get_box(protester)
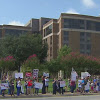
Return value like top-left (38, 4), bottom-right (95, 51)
top-left (58, 77), bottom-right (64, 95)
top-left (42, 76), bottom-right (46, 94)
top-left (27, 78), bottom-right (32, 95)
top-left (24, 78), bottom-right (28, 95)
top-left (17, 77), bottom-right (21, 96)
top-left (10, 80), bottom-right (15, 96)
top-left (34, 79), bottom-right (39, 96)
top-left (70, 80), bottom-right (76, 93)
top-left (52, 78), bottom-right (57, 95)
top-left (1, 76), bottom-right (7, 97)
top-left (45, 77), bottom-right (49, 93)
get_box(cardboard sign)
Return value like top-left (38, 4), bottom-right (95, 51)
top-left (34, 82), bottom-right (43, 89)
top-left (26, 72), bottom-right (32, 77)
top-left (81, 72), bottom-right (91, 79)
top-left (60, 81), bottom-right (66, 87)
top-left (71, 71), bottom-right (78, 81)
top-left (33, 69), bottom-right (39, 78)
top-left (43, 72), bottom-right (49, 77)
top-left (15, 73), bottom-right (23, 78)
top-left (0, 83), bottom-right (9, 90)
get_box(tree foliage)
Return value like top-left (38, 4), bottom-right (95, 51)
top-left (0, 34), bottom-right (48, 71)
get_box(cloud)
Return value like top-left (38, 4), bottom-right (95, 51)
top-left (66, 9), bottom-right (79, 14)
top-left (82, 0), bottom-right (96, 8)
top-left (8, 21), bottom-right (24, 26)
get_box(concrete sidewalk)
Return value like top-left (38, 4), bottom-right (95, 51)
top-left (0, 92), bottom-right (100, 99)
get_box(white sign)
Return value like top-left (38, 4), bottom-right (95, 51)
top-left (33, 69), bottom-right (39, 78)
top-left (60, 81), bottom-right (66, 87)
top-left (15, 73), bottom-right (23, 78)
top-left (34, 82), bottom-right (43, 89)
top-left (71, 71), bottom-right (78, 81)
top-left (81, 72), bottom-right (91, 79)
top-left (0, 83), bottom-right (9, 90)
top-left (43, 72), bottom-right (49, 77)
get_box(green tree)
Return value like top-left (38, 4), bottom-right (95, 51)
top-left (57, 45), bottom-right (72, 78)
top-left (0, 34), bottom-right (48, 71)
top-left (57, 45), bottom-right (72, 60)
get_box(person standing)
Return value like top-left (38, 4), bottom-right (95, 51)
top-left (70, 80), bottom-right (76, 93)
top-left (1, 76), bottom-right (6, 97)
top-left (42, 76), bottom-right (46, 94)
top-left (34, 79), bottom-right (39, 96)
top-left (24, 78), bottom-right (28, 95)
top-left (17, 78), bottom-right (21, 96)
top-left (27, 78), bottom-right (32, 95)
top-left (52, 78), bottom-right (57, 95)
top-left (45, 77), bottom-right (49, 93)
top-left (10, 80), bottom-right (15, 96)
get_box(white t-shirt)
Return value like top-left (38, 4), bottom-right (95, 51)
top-left (17, 80), bottom-right (21, 87)
top-left (45, 78), bottom-right (49, 86)
top-left (78, 80), bottom-right (82, 88)
top-left (85, 82), bottom-right (90, 90)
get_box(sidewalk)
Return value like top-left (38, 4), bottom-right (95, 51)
top-left (0, 92), bottom-right (100, 98)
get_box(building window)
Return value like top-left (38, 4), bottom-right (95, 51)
top-left (45, 24), bottom-right (52, 36)
top-left (63, 18), bottom-right (85, 29)
top-left (63, 31), bottom-right (69, 46)
top-left (50, 36), bottom-right (52, 45)
top-left (80, 32), bottom-right (91, 55)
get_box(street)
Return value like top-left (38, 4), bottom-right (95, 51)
top-left (1, 95), bottom-right (100, 100)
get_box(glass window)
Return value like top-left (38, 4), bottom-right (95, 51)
top-left (63, 18), bottom-right (85, 29)
top-left (45, 24), bottom-right (52, 36)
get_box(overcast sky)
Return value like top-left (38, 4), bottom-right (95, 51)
top-left (0, 0), bottom-right (100, 26)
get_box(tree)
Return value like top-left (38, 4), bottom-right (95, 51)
top-left (57, 45), bottom-right (72, 60)
top-left (57, 45), bottom-right (72, 78)
top-left (46, 59), bottom-right (61, 77)
top-left (22, 54), bottom-right (40, 72)
top-left (0, 34), bottom-right (48, 72)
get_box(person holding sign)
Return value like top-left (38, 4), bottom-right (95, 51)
top-left (1, 76), bottom-right (7, 97)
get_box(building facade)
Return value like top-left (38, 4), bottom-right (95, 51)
top-left (43, 13), bottom-right (100, 61)
top-left (0, 25), bottom-right (32, 37)
top-left (1, 13), bottom-right (100, 61)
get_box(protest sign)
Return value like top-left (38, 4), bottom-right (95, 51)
top-left (34, 82), bottom-right (43, 89)
top-left (15, 73), bottom-right (23, 78)
top-left (0, 83), bottom-right (9, 90)
top-left (81, 72), bottom-right (91, 79)
top-left (25, 72), bottom-right (32, 77)
top-left (71, 70), bottom-right (78, 81)
top-left (43, 72), bottom-right (49, 77)
top-left (60, 81), bottom-right (66, 87)
top-left (33, 69), bottom-right (39, 78)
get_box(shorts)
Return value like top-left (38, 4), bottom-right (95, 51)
top-left (27, 86), bottom-right (32, 89)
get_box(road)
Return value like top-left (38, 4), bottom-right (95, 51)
top-left (1, 95), bottom-right (100, 100)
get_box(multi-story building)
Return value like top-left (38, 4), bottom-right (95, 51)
top-left (0, 25), bottom-right (32, 37)
top-left (43, 13), bottom-right (100, 61)
top-left (1, 13), bottom-right (100, 61)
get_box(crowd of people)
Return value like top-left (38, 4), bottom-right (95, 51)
top-left (0, 73), bottom-right (100, 97)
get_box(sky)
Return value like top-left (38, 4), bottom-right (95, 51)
top-left (0, 0), bottom-right (100, 26)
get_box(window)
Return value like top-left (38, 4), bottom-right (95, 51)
top-left (63, 18), bottom-right (85, 29)
top-left (80, 32), bottom-right (91, 55)
top-left (45, 24), bottom-right (52, 36)
top-left (63, 31), bottom-right (69, 46)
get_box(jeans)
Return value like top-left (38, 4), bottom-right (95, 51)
top-left (35, 88), bottom-right (39, 95)
top-left (17, 87), bottom-right (21, 96)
